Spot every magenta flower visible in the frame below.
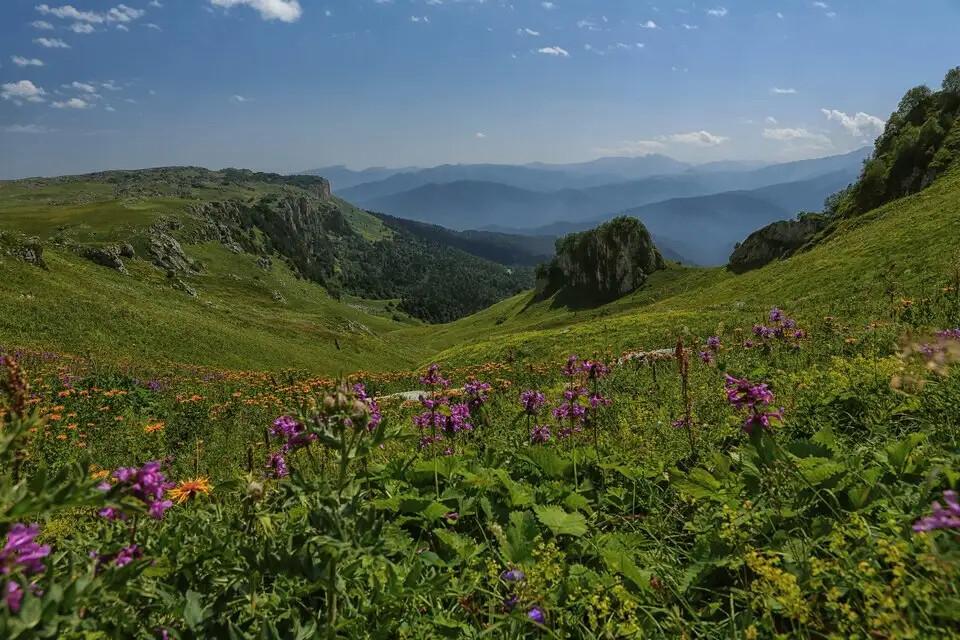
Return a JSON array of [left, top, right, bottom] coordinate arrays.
[[562, 355, 581, 377], [271, 415, 301, 439], [4, 580, 23, 613], [530, 424, 551, 444], [266, 451, 289, 478], [1, 524, 50, 576], [582, 359, 610, 380], [914, 490, 960, 532], [464, 379, 492, 410], [99, 462, 175, 520], [706, 336, 721, 350], [724, 375, 782, 434], [520, 390, 546, 415], [353, 383, 382, 431], [419, 364, 450, 389]]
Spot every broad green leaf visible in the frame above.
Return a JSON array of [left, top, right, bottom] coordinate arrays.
[[534, 505, 588, 537]]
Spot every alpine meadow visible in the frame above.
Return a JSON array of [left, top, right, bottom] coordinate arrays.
[[3, 1, 960, 638]]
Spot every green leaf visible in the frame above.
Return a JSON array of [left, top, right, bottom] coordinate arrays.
[[533, 505, 588, 537], [521, 448, 573, 479], [183, 590, 208, 629], [504, 510, 539, 563]]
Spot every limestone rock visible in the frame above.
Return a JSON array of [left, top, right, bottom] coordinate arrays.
[[81, 245, 128, 275], [728, 214, 828, 273], [536, 216, 665, 303]]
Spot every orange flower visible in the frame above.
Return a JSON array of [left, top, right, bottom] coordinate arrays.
[[168, 477, 213, 504], [144, 421, 165, 434]]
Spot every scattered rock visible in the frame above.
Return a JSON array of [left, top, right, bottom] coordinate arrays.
[[81, 245, 128, 275], [1, 233, 47, 269], [256, 256, 273, 271], [172, 278, 198, 297], [148, 227, 200, 274], [119, 243, 136, 259], [271, 290, 287, 304]]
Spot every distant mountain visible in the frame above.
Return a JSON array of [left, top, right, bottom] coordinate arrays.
[[502, 168, 861, 266], [524, 154, 692, 180], [300, 165, 418, 191], [372, 213, 555, 267], [355, 149, 869, 232]]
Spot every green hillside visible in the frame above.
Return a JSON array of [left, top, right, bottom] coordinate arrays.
[[0, 168, 533, 372], [422, 161, 960, 367]]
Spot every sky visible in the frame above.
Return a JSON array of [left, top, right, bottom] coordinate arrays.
[[0, 0, 958, 179]]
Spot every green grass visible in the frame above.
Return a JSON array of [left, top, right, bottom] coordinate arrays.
[[3, 163, 960, 375]]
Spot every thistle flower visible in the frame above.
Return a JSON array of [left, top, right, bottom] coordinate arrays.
[[913, 490, 960, 532]]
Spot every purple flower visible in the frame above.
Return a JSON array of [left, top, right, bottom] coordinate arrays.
[[266, 452, 289, 478], [672, 417, 689, 429], [148, 499, 173, 520], [769, 307, 784, 323], [520, 390, 546, 415], [724, 375, 774, 410], [271, 415, 301, 439], [446, 403, 474, 434], [698, 351, 714, 364], [706, 336, 721, 350], [444, 511, 460, 522], [914, 490, 960, 532], [582, 359, 610, 380], [528, 607, 546, 624], [419, 364, 450, 389], [588, 393, 610, 409], [562, 355, 581, 377], [353, 383, 382, 431], [1, 524, 50, 576], [501, 569, 526, 582], [464, 379, 492, 409], [530, 425, 551, 444], [114, 544, 142, 567], [936, 328, 960, 340], [4, 580, 23, 613]]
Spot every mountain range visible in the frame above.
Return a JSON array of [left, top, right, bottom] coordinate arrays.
[[319, 148, 868, 265]]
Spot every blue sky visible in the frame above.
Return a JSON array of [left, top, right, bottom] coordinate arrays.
[[0, 0, 958, 178]]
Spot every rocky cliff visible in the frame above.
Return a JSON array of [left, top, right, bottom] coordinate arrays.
[[728, 213, 827, 273], [536, 216, 665, 303]]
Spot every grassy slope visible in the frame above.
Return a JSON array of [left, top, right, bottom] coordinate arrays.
[[3, 163, 959, 374], [0, 179, 429, 373], [422, 164, 960, 366]]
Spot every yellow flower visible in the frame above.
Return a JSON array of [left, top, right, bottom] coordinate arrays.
[[168, 477, 213, 504]]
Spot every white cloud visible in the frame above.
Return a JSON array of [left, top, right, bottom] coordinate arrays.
[[101, 81, 121, 91], [518, 27, 540, 36], [34, 37, 70, 48], [36, 4, 105, 23], [538, 46, 569, 57], [106, 5, 145, 22], [821, 109, 886, 137], [663, 130, 728, 146], [595, 139, 667, 156], [771, 87, 797, 95], [681, 23, 698, 30], [2, 80, 47, 103], [640, 20, 658, 29], [765, 116, 778, 125], [2, 124, 55, 134], [813, 1, 828, 8], [541, 2, 555, 9], [145, 23, 162, 30], [707, 7, 728, 17], [12, 56, 45, 67], [67, 81, 97, 93], [410, 15, 429, 23], [577, 19, 600, 31], [51, 97, 90, 109], [149, 0, 164, 7], [70, 22, 95, 33], [31, 20, 55, 30], [230, 94, 252, 103], [776, 11, 784, 19], [209, 0, 303, 22], [762, 127, 832, 147], [475, 132, 487, 139]]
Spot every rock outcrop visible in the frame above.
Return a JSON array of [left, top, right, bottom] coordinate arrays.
[[728, 213, 828, 273], [1, 233, 46, 269], [80, 245, 129, 275], [535, 216, 665, 303]]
